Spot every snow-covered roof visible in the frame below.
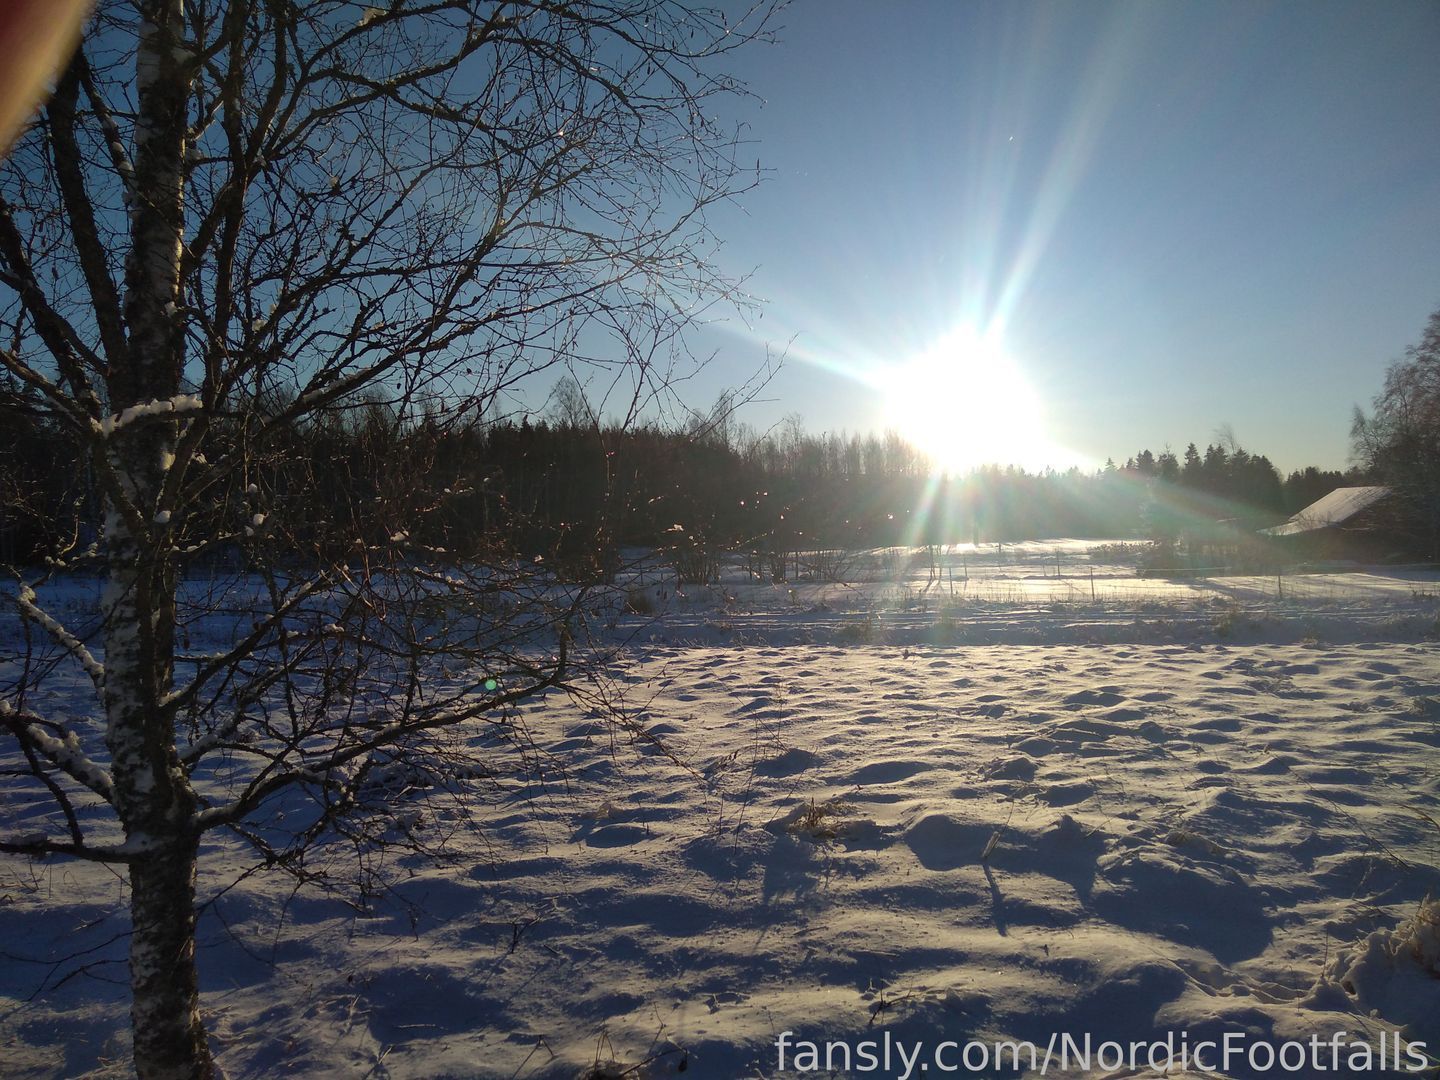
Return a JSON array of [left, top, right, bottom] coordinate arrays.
[[1262, 485, 1390, 537]]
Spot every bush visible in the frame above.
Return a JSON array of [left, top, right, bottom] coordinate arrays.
[[623, 586, 655, 614], [1402, 898, 1440, 975], [836, 612, 879, 644]]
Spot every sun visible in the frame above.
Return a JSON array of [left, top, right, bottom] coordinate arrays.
[[880, 327, 1054, 474]]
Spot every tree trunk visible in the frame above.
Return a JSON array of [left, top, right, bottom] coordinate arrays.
[[103, 535, 212, 1078], [106, 4, 206, 1074], [128, 839, 212, 1080]]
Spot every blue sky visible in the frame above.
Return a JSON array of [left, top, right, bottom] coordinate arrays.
[[688, 0, 1440, 473]]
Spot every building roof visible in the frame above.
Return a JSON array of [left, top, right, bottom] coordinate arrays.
[[1261, 486, 1391, 537]]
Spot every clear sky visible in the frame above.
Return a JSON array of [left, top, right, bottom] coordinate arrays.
[[689, 0, 1440, 474]]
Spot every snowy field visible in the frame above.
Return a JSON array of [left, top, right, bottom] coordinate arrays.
[[4, 541, 1440, 1078]]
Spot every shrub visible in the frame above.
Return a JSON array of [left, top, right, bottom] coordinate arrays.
[[1401, 898, 1440, 975], [837, 613, 879, 644]]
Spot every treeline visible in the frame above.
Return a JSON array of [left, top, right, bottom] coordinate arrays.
[[0, 391, 1363, 570]]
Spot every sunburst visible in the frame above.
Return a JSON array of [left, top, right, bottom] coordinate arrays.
[[881, 326, 1055, 474]]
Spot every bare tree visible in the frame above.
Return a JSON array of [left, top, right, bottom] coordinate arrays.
[[547, 372, 597, 430], [0, 2, 777, 1077], [1352, 303, 1440, 557]]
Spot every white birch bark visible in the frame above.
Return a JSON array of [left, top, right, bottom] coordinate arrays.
[[103, 2, 213, 1076]]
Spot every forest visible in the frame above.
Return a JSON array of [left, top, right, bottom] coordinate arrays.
[[0, 378, 1363, 572]]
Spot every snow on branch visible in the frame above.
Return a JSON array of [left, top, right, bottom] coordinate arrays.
[[0, 699, 115, 804], [90, 394, 204, 436], [0, 830, 157, 864], [16, 585, 106, 695], [77, 52, 136, 196]]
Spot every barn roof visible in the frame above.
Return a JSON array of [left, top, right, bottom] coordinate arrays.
[[1261, 486, 1391, 537]]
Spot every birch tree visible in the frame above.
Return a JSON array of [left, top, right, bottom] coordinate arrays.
[[0, 2, 776, 1077]]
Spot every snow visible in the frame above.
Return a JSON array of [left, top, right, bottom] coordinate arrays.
[[91, 394, 204, 437], [15, 584, 105, 691], [3, 543, 1440, 1077], [1262, 486, 1391, 537], [1, 705, 114, 803]]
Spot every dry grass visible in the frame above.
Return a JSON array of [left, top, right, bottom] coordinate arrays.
[[1401, 898, 1440, 976], [782, 797, 852, 841]]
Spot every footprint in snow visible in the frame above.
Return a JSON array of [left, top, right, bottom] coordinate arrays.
[[1037, 780, 1096, 806], [576, 824, 650, 848], [843, 759, 933, 785], [904, 813, 996, 871], [983, 755, 1037, 781], [1062, 688, 1124, 707], [752, 747, 818, 777]]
